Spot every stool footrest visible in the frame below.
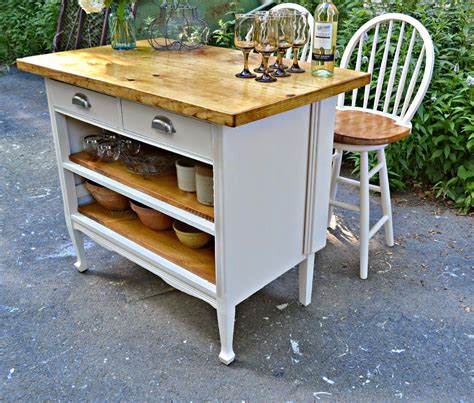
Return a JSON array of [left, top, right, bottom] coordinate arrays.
[[337, 176, 381, 192], [329, 199, 361, 212], [369, 215, 389, 239], [368, 162, 385, 179]]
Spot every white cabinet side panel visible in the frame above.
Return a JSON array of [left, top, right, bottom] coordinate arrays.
[[214, 106, 310, 306]]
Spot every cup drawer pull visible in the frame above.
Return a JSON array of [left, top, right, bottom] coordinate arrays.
[[72, 93, 91, 109], [152, 116, 176, 134]]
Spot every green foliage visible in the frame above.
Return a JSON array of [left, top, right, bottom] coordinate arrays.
[[335, 0, 473, 212], [210, 1, 243, 48], [0, 0, 61, 65]]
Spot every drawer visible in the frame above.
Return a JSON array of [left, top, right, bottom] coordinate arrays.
[[122, 100, 213, 161], [46, 80, 120, 127]]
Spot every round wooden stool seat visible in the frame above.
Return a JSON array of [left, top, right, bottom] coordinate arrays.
[[334, 109, 411, 146]]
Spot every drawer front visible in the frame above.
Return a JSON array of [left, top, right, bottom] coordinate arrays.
[[122, 100, 213, 161], [47, 80, 120, 127]]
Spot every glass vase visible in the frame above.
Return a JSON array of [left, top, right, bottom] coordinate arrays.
[[109, 4, 136, 51]]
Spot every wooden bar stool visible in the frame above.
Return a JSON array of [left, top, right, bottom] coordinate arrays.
[[328, 13, 434, 279]]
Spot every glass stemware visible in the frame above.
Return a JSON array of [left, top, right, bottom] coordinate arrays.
[[254, 13, 279, 83], [253, 11, 274, 73], [288, 11, 309, 73], [269, 53, 287, 71], [272, 11, 295, 78], [234, 13, 257, 79]]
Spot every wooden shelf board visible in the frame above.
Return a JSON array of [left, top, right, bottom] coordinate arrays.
[[70, 151, 214, 222], [78, 202, 215, 284]]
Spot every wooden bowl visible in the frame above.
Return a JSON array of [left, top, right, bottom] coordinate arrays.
[[85, 181, 130, 211], [173, 221, 211, 249], [130, 200, 173, 231]]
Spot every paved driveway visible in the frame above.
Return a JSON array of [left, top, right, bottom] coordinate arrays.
[[1, 68, 473, 400]]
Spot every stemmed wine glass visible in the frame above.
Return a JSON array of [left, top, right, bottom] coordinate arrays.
[[272, 11, 296, 78], [253, 11, 274, 74], [254, 13, 279, 83], [288, 11, 309, 73], [234, 13, 257, 79]]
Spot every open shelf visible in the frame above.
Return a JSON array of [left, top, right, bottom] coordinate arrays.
[[70, 151, 214, 222], [78, 202, 216, 284]]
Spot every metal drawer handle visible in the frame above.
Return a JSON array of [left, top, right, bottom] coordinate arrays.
[[72, 93, 91, 109], [152, 116, 176, 134]]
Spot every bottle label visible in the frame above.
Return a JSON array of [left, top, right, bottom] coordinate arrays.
[[312, 53, 334, 62], [314, 22, 333, 50]]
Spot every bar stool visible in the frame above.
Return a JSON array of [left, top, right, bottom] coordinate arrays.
[[328, 13, 435, 279]]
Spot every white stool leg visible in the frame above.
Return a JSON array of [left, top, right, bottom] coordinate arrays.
[[377, 149, 394, 247], [359, 151, 370, 280], [327, 149, 343, 227]]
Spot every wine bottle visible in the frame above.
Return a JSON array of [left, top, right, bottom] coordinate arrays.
[[312, 0, 338, 77]]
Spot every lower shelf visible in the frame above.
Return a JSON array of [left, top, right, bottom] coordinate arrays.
[[78, 202, 216, 284]]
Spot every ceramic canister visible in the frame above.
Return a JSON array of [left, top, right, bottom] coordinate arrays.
[[195, 163, 214, 206], [175, 158, 196, 192]]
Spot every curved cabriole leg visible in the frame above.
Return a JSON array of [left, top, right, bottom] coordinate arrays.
[[299, 253, 315, 306], [70, 229, 87, 272], [377, 148, 394, 247], [217, 304, 236, 365], [359, 151, 370, 280]]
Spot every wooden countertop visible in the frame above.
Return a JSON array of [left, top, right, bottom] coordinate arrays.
[[17, 41, 370, 127]]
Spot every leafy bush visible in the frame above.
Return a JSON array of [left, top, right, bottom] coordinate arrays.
[[0, 0, 61, 65]]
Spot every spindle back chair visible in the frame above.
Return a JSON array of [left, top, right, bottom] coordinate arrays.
[[338, 13, 434, 125], [329, 13, 434, 280]]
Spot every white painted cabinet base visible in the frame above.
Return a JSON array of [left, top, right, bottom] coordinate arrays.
[[45, 78, 336, 364]]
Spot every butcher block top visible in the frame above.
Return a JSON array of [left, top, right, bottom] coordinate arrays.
[[17, 40, 370, 127]]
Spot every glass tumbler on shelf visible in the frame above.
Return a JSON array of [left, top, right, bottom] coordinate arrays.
[[97, 141, 121, 163], [288, 11, 310, 73], [234, 13, 257, 79], [272, 11, 295, 78], [119, 138, 141, 156], [254, 13, 279, 83], [83, 135, 104, 159]]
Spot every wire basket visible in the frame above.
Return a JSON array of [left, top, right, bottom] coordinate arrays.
[[147, 0, 210, 51]]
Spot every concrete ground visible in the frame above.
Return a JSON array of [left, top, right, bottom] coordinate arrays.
[[1, 68, 473, 401]]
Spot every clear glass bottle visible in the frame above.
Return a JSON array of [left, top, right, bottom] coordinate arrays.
[[312, 0, 338, 77]]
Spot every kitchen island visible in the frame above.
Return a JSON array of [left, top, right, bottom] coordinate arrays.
[[17, 41, 369, 364]]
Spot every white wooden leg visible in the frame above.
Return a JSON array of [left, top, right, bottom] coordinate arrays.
[[299, 253, 315, 306], [377, 149, 394, 247], [70, 228, 87, 272], [217, 305, 236, 365], [327, 149, 343, 227], [359, 151, 370, 280]]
